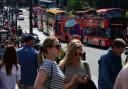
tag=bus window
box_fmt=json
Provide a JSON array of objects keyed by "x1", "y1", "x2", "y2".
[
  {"x1": 105, "y1": 28, "x2": 111, "y2": 38},
  {"x1": 54, "y1": 22, "x2": 61, "y2": 33},
  {"x1": 56, "y1": 12, "x2": 67, "y2": 20},
  {"x1": 107, "y1": 11, "x2": 122, "y2": 18},
  {"x1": 84, "y1": 28, "x2": 93, "y2": 35},
  {"x1": 111, "y1": 28, "x2": 124, "y2": 39},
  {"x1": 84, "y1": 28, "x2": 111, "y2": 38}
]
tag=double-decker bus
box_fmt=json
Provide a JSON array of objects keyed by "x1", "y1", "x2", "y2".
[
  {"x1": 60, "y1": 18, "x2": 82, "y2": 42},
  {"x1": 43, "y1": 9, "x2": 68, "y2": 39},
  {"x1": 76, "y1": 8, "x2": 127, "y2": 47},
  {"x1": 32, "y1": 7, "x2": 41, "y2": 28}
]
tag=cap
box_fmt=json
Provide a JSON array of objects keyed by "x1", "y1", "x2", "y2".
[
  {"x1": 112, "y1": 38, "x2": 126, "y2": 48},
  {"x1": 23, "y1": 34, "x2": 34, "y2": 42}
]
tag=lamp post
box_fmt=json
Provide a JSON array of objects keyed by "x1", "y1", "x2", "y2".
[
  {"x1": 29, "y1": 0, "x2": 33, "y2": 34},
  {"x1": 15, "y1": 0, "x2": 18, "y2": 32}
]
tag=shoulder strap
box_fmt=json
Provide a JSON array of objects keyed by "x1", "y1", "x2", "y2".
[{"x1": 83, "y1": 62, "x2": 91, "y2": 78}]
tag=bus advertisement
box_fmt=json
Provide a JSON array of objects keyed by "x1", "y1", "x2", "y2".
[{"x1": 76, "y1": 8, "x2": 127, "y2": 48}]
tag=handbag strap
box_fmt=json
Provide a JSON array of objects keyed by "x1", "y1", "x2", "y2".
[{"x1": 83, "y1": 62, "x2": 90, "y2": 77}]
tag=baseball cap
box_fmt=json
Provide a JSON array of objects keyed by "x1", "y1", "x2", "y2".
[{"x1": 23, "y1": 34, "x2": 34, "y2": 42}]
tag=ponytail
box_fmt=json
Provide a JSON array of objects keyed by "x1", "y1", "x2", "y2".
[{"x1": 38, "y1": 46, "x2": 44, "y2": 66}]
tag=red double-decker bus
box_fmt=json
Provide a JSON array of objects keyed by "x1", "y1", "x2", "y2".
[{"x1": 76, "y1": 8, "x2": 127, "y2": 48}]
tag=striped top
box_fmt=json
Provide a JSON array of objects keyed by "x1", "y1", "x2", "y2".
[{"x1": 40, "y1": 59, "x2": 65, "y2": 89}]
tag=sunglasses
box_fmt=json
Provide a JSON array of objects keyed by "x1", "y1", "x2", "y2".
[
  {"x1": 52, "y1": 44, "x2": 61, "y2": 49},
  {"x1": 75, "y1": 52, "x2": 83, "y2": 56}
]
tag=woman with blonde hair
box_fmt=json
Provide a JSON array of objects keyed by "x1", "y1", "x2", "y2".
[
  {"x1": 56, "y1": 39, "x2": 82, "y2": 64},
  {"x1": 67, "y1": 39, "x2": 82, "y2": 50},
  {"x1": 59, "y1": 42, "x2": 92, "y2": 89},
  {"x1": 34, "y1": 37, "x2": 65, "y2": 89}
]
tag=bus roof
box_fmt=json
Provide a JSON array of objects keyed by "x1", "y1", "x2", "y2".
[
  {"x1": 46, "y1": 9, "x2": 65, "y2": 14},
  {"x1": 76, "y1": 9, "x2": 96, "y2": 14},
  {"x1": 48, "y1": 8, "x2": 62, "y2": 10},
  {"x1": 97, "y1": 8, "x2": 124, "y2": 13},
  {"x1": 39, "y1": 0, "x2": 54, "y2": 3}
]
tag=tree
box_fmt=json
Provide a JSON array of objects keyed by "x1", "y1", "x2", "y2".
[
  {"x1": 67, "y1": 0, "x2": 89, "y2": 13},
  {"x1": 96, "y1": 0, "x2": 128, "y2": 9}
]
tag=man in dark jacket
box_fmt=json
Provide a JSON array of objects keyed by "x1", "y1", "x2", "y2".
[{"x1": 98, "y1": 38, "x2": 126, "y2": 89}]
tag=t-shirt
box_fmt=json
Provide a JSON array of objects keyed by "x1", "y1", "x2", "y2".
[
  {"x1": 0, "y1": 64, "x2": 21, "y2": 89},
  {"x1": 60, "y1": 62, "x2": 87, "y2": 89},
  {"x1": 40, "y1": 59, "x2": 65, "y2": 89},
  {"x1": 17, "y1": 45, "x2": 38, "y2": 85}
]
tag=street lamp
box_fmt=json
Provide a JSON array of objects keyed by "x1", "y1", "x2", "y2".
[{"x1": 29, "y1": 0, "x2": 33, "y2": 34}]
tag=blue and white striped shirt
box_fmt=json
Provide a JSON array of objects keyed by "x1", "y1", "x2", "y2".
[{"x1": 40, "y1": 59, "x2": 65, "y2": 89}]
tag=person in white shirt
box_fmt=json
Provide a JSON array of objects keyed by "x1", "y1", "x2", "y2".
[{"x1": 0, "y1": 45, "x2": 21, "y2": 89}]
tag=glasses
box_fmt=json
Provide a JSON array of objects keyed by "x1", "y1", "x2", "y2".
[
  {"x1": 52, "y1": 44, "x2": 61, "y2": 49},
  {"x1": 75, "y1": 52, "x2": 82, "y2": 56}
]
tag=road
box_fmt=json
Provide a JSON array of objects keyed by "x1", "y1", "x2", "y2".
[{"x1": 17, "y1": 8, "x2": 127, "y2": 88}]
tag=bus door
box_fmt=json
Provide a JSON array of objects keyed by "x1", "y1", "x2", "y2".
[{"x1": 54, "y1": 20, "x2": 61, "y2": 40}]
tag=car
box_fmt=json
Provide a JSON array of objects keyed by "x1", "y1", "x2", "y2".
[
  {"x1": 17, "y1": 10, "x2": 23, "y2": 15},
  {"x1": 18, "y1": 14, "x2": 24, "y2": 20}
]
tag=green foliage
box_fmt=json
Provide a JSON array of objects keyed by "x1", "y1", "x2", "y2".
[
  {"x1": 96, "y1": 0, "x2": 128, "y2": 9},
  {"x1": 67, "y1": 0, "x2": 89, "y2": 13}
]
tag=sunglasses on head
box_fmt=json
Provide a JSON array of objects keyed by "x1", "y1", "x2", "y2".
[
  {"x1": 52, "y1": 44, "x2": 61, "y2": 49},
  {"x1": 75, "y1": 52, "x2": 82, "y2": 56}
]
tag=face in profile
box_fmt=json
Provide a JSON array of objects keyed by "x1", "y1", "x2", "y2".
[
  {"x1": 113, "y1": 45, "x2": 125, "y2": 56},
  {"x1": 50, "y1": 40, "x2": 61, "y2": 58}
]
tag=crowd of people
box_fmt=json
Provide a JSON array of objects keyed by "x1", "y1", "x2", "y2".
[{"x1": 0, "y1": 34, "x2": 127, "y2": 89}]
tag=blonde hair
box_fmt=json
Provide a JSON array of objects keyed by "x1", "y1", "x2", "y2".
[
  {"x1": 38, "y1": 37, "x2": 57, "y2": 65},
  {"x1": 64, "y1": 43, "x2": 82, "y2": 65},
  {"x1": 68, "y1": 39, "x2": 81, "y2": 49}
]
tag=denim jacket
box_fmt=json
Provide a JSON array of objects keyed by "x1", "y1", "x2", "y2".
[{"x1": 98, "y1": 49, "x2": 122, "y2": 89}]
